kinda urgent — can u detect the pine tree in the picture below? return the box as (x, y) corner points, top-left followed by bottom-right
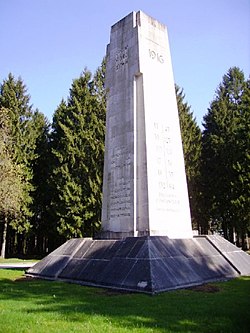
(0, 108), (24, 257)
(230, 78), (250, 248)
(30, 111), (54, 254)
(176, 85), (202, 230)
(201, 67), (249, 246)
(50, 65), (106, 239)
(0, 74), (34, 234)
(0, 74), (45, 254)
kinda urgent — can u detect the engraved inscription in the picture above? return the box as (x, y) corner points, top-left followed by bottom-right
(109, 146), (131, 218)
(149, 49), (164, 63)
(115, 46), (128, 71)
(153, 122), (180, 212)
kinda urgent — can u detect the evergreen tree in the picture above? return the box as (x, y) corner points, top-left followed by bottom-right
(0, 74), (45, 254)
(176, 85), (202, 230)
(30, 111), (54, 254)
(50, 65), (106, 239)
(0, 74), (34, 234)
(230, 77), (250, 248)
(201, 67), (249, 247)
(0, 108), (24, 257)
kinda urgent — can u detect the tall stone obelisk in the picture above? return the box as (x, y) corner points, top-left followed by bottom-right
(27, 11), (250, 294)
(102, 11), (193, 239)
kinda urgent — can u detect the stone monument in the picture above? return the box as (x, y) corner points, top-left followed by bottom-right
(101, 11), (193, 239)
(26, 11), (250, 293)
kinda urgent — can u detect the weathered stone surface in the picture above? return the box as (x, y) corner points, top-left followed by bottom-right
(102, 11), (192, 239)
(206, 235), (250, 275)
(26, 236), (250, 293)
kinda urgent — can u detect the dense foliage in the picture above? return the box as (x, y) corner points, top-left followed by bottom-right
(0, 108), (24, 257)
(176, 85), (202, 230)
(201, 67), (250, 248)
(0, 65), (249, 256)
(0, 75), (47, 256)
(50, 65), (106, 239)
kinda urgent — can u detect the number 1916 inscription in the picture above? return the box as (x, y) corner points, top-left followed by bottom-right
(149, 49), (164, 63)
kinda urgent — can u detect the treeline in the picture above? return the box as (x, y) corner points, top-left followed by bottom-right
(0, 64), (249, 257)
(178, 67), (250, 250)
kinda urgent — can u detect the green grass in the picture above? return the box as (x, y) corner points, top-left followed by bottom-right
(0, 258), (39, 263)
(0, 269), (249, 333)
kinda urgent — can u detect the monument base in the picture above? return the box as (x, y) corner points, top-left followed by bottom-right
(26, 235), (250, 294)
(97, 230), (159, 239)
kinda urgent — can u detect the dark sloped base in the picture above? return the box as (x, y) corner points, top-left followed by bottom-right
(26, 235), (250, 294)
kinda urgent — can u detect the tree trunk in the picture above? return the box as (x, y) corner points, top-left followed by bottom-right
(229, 227), (236, 244)
(0, 216), (8, 258)
(242, 232), (249, 251)
(222, 222), (228, 240)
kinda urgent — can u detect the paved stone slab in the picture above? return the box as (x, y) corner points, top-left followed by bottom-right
(0, 262), (36, 269)
(26, 235), (249, 293)
(205, 235), (250, 275)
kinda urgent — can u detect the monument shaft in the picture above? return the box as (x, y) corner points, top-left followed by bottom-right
(27, 11), (250, 295)
(102, 11), (193, 238)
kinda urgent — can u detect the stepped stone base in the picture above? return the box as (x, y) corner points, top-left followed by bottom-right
(26, 235), (250, 294)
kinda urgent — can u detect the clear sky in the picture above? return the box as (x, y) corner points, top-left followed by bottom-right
(0, 0), (249, 127)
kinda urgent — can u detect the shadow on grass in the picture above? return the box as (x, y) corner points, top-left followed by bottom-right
(0, 272), (250, 333)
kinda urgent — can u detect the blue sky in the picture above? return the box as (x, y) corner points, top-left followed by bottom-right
(0, 0), (249, 127)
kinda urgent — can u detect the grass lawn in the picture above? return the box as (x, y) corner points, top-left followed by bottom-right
(0, 258), (39, 264)
(0, 269), (249, 333)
